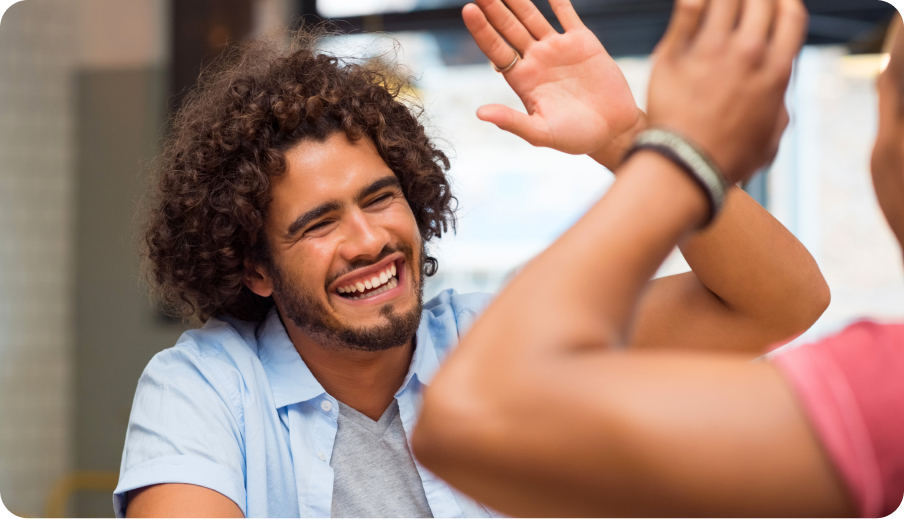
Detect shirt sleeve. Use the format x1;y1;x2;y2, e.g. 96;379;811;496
771;321;904;518
113;344;247;517
450;291;493;337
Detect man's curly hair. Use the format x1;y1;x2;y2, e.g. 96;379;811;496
144;30;455;324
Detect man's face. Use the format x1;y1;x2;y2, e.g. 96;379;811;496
255;132;424;351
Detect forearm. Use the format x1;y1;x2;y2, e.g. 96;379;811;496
681;189;829;330
466;151;707;359
588;106;829;350
627;188;829;352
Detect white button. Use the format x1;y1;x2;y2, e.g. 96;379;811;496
318;451;326;461
321;400;333;412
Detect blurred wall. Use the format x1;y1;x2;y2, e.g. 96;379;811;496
0;1;77;516
72;0;181;513
1;0;182;516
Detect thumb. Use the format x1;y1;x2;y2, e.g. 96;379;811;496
476;104;547;147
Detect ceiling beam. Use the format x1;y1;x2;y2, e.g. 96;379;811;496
297;0;895;59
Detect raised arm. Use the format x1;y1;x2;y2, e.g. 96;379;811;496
413;1;852;516
464;0;829;354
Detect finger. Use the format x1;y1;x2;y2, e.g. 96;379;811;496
473;0;536;53
499;0;555;40
548;0;586;32
880;15;904;111
699;0;742;42
463;4;523;71
882;13;903;54
766;0;807;72
657;0;707;56
737;0;777;47
476;104;547;146
885;15;904;84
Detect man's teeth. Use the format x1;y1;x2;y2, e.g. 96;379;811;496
337;264;398;299
345;278;398;300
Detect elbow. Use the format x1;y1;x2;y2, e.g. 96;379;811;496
796;271;831;332
772;270;831;343
814;276;832;320
746;269;831;353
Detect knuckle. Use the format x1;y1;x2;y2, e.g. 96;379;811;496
523;11;545;29
499;16;517;33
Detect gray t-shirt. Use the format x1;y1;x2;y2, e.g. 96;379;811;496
330;399;434;518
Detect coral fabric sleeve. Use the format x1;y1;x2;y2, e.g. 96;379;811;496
772;321;904;518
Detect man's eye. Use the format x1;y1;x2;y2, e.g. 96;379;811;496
369;193;392;206
306;221;330;233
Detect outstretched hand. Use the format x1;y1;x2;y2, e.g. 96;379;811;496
647;0;806;184
463;0;643;170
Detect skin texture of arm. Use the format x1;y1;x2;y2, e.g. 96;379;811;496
413;0;855;516
463;0;829;355
632;187;829;352
126;484;244;518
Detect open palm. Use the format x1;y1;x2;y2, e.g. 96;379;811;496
463;0;642;166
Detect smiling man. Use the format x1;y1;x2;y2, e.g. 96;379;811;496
115;1;830;518
116;39;495;519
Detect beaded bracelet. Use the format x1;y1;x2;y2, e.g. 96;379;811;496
623;128;729;226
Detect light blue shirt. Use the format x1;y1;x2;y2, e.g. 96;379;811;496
113;289;495;518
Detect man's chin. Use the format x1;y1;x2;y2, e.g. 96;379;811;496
272;240;426;352
318;301;423;352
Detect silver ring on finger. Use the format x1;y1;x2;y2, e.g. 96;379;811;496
493;51;520;73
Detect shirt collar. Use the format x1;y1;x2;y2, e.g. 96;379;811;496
257;306;442;408
257;307;327;409
398;315;442;395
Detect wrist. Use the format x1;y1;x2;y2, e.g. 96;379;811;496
622;150;710;230
588;108;647;171
623;127;729;226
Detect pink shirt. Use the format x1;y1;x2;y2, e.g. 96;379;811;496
772;321;904;517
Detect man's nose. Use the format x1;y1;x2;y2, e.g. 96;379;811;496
338;210;390;261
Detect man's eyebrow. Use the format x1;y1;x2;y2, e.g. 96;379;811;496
286;200;342;237
356;175;401;202
285;176;401;237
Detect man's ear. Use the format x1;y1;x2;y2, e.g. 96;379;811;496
243;259;274;298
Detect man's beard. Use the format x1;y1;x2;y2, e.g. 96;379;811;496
269;242;424;352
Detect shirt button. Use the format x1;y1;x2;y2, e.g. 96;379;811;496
321;400;333;412
318;451;326;461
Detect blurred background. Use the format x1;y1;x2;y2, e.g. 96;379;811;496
0;0;901;516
